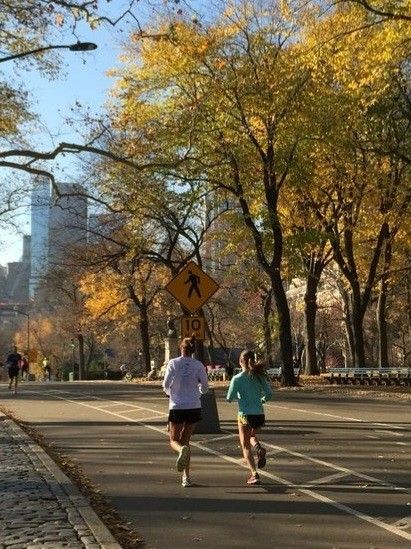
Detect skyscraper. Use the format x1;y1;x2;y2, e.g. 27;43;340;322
29;180;88;297
48;183;88;266
29;180;50;298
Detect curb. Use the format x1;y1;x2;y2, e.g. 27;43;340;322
1;412;122;549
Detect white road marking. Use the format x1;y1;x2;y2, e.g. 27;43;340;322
126;413;168;422
93;402;130;409
393;516;411;530
261;440;406;491
51;390;165;416
27;389;411;543
374;429;404;437
308;471;351;485
265;403;407;431
265;448;284;458
200;433;237;443
112;408;165;416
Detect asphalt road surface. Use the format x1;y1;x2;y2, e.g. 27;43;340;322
1;381;410;549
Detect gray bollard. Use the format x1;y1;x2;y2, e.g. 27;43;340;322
195;388;221;434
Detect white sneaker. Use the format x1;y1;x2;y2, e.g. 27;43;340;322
182;476;193;487
176;445;190;472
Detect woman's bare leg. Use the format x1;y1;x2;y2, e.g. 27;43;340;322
238;422;256;474
169;422;184;453
250;428;260;448
179;423;195;478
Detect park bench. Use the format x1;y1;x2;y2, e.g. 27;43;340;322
266;367;300;382
321;368;411;386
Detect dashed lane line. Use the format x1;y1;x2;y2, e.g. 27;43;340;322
308;471;351;485
48;389;166;417
199;432;237;443
261;439;407;491
109;408;166;416
26;389;411;543
374;429;405;437
265;403;407;431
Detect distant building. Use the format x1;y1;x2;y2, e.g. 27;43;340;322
0;265;6;297
202;195;238;274
3;235;31;303
48;183;88;266
29;180;50;298
28;179;88;297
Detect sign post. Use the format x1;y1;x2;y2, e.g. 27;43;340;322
166;261;221;433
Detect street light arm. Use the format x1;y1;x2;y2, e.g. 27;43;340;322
0;306;29;317
0;42;97;63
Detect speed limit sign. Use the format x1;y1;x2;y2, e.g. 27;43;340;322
181;316;206;340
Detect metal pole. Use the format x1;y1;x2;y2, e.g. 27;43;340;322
0;42;97;63
27;314;30;357
0;44;68;63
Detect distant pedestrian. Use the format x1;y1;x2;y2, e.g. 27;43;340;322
163;336;209;487
42;357;51;381
6;346;21;395
20;356;29;380
226;350;273;485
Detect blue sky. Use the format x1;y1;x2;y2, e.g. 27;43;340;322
0;1;157;266
0;0;209;267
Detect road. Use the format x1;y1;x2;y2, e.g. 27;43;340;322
1;381;410;548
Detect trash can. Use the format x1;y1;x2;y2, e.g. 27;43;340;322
69;372;75;382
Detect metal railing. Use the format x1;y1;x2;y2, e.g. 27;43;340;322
321;368;411;386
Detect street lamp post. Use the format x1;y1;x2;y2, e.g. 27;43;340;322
70;339;76;380
0;41;97;63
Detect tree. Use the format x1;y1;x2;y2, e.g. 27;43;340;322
106;2;329;384
337;1;411;21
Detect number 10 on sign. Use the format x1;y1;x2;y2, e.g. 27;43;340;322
181;316;205;340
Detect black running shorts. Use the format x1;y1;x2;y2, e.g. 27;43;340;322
168;408;202;424
8;366;19;379
238;414;265;429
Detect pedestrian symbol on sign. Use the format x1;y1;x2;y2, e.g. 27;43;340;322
185;270;201;299
165;261;220;313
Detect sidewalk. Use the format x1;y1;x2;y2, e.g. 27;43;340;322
0;412;122;549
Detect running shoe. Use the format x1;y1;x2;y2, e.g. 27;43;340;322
176;445;190;472
247;473;261;485
182;476;193;487
256;445;266;469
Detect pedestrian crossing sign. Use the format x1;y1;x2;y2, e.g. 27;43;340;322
165;261;219;313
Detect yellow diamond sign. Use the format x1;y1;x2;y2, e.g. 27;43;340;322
166;261;219;313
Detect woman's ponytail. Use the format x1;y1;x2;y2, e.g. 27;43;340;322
240;349;266;378
180;335;196;355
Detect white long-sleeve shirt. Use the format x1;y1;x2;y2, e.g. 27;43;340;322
163;355;209;410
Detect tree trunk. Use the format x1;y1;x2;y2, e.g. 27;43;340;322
338;284;356;368
271;271;295;385
344;317;356;368
377;239;392;368
139;304;151;373
351;289;366;367
77;332;85;380
304;273;320;375
262;289;274;368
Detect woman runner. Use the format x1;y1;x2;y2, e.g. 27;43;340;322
226;350;273;485
163;336;209;487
